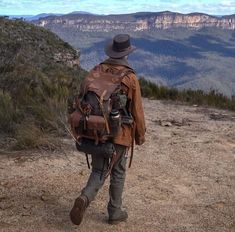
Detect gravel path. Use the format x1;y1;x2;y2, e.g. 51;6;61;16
0;99;235;232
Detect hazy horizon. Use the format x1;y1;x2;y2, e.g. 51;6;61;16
0;0;234;16
2;12;234;17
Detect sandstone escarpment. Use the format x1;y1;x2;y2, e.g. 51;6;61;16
34;11;235;32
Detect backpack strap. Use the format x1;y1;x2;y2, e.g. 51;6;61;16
85;153;90;169
95;90;111;135
128;121;136;168
105;149;119;179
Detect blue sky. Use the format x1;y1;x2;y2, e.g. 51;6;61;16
0;0;235;15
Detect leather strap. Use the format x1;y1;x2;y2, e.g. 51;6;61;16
105;149;122;179
85;153;90;169
128;121;136;168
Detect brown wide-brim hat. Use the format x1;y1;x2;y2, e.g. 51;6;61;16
105;34;136;59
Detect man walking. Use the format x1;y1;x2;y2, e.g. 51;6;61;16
70;34;146;225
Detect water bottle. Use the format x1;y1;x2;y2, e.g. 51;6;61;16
109;110;121;136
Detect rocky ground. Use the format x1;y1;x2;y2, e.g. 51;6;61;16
0;99;235;232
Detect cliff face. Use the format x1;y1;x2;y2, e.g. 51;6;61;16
153;13;235;30
34;12;235;31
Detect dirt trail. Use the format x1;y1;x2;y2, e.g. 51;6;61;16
0;99;235;232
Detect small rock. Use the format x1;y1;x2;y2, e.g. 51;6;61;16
22;212;31;216
161;121;172;127
79;170;86;176
23;204;30;209
40;193;51;202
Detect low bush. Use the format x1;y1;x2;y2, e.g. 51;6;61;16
139;77;235;111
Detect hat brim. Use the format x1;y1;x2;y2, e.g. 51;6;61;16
105;42;136;59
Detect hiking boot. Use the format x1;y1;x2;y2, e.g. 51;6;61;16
108;210;128;225
69;195;88;225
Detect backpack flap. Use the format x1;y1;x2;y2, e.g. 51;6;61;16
87;115;106;131
84;66;127;101
85;115;109;144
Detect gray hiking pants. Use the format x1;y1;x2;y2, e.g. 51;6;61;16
81;144;127;218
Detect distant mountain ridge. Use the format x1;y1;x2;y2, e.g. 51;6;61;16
6;13;63;20
4;11;95;21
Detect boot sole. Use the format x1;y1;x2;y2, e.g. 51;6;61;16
70;197;86;225
108;217;127;225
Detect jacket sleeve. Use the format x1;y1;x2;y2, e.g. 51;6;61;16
131;75;146;145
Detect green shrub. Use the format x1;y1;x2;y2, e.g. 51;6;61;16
139;77;235;111
0;63;86;150
0;90;18;132
14;120;42;149
0;18;88;150
14;120;61;150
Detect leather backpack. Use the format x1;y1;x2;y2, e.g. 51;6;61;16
69;64;133;152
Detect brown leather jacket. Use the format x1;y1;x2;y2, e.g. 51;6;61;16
99;58;146;147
